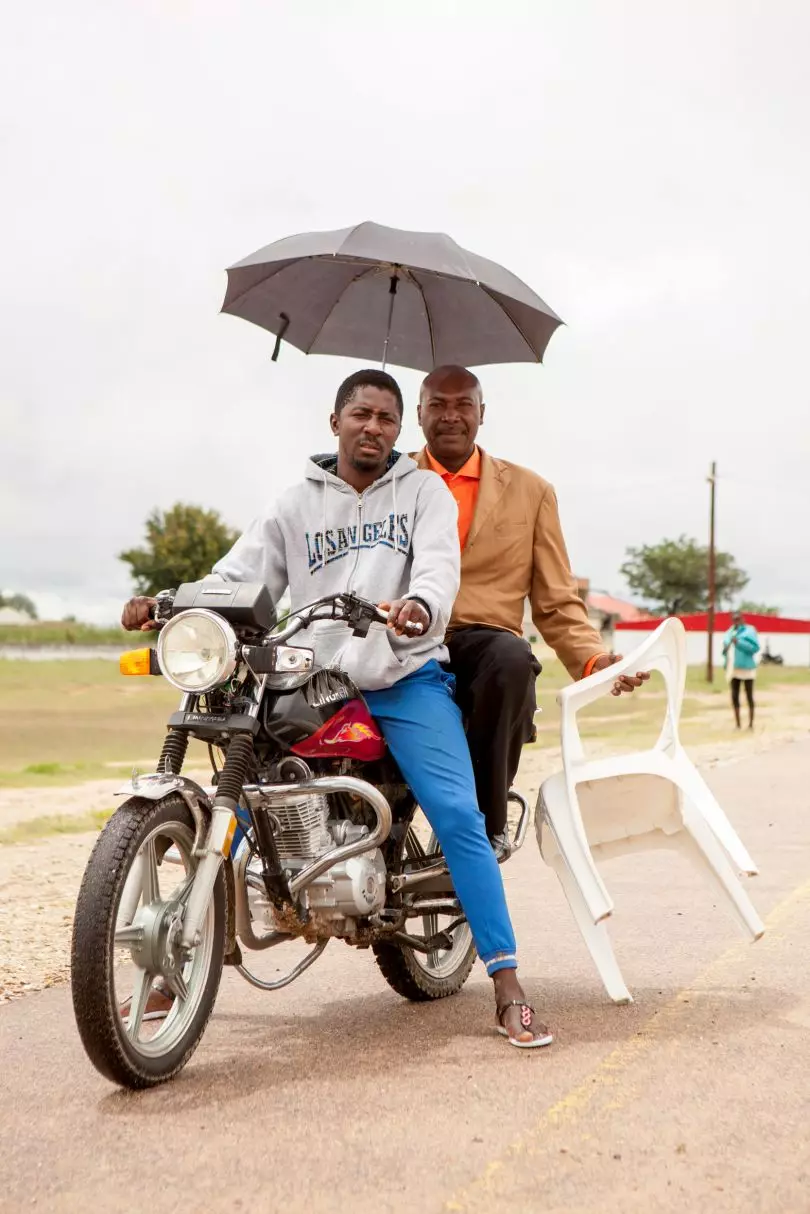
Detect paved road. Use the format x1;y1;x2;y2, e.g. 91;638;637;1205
2;741;809;1213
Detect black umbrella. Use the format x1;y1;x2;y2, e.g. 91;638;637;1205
221;220;563;372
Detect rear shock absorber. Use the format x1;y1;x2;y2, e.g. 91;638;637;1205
157;729;189;775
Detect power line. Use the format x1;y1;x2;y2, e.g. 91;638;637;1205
707;461;717;683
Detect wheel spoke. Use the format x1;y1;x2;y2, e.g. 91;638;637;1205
405;827;427;861
141;839;160;906
422;913;439;968
174;873;195;907
125;968;154;1041
165;970;189;1002
116;853;144;931
114;923;144;947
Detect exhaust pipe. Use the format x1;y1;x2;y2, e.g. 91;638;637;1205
241;776;393;899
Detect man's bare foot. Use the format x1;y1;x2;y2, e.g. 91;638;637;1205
492;968;553;1048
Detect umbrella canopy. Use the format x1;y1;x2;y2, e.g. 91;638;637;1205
221;221;563;372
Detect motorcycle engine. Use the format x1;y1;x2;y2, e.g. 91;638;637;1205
246;790;387;927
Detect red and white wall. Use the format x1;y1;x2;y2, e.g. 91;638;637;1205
615;612;810;667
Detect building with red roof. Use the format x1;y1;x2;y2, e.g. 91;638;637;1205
616;611;810;667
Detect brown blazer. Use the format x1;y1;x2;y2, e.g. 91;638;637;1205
413;446;606;679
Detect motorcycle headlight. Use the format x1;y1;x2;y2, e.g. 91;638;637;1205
157;609;239;693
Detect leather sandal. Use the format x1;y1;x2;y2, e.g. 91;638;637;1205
496;1000;554;1049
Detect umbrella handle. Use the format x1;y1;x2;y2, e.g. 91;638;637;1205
271;312;290;362
381;274;398;370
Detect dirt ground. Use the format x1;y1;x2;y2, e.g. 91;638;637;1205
2;740;809;1213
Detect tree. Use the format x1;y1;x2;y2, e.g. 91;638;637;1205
120;503;240;597
0;592;38;619
738;601;780;616
620;535;748;616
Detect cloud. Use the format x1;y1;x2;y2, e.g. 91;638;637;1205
2;0;809;623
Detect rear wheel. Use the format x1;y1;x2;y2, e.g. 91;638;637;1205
373;810;476;1001
71;794;226;1089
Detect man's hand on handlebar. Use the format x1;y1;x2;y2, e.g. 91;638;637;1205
378;598;429;637
121;596;158;632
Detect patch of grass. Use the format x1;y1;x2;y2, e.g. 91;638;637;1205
0;659;208;785
0;808;113;846
24;761;66;775
0;621;156;647
528;657;810;754
0;761;111;788
0;655;807;792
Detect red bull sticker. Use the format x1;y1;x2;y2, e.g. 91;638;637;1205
291;699;387;761
325;721;380;745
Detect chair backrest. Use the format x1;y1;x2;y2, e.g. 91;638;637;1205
558;618;688;768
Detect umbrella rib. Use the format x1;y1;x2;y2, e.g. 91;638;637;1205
478;286;542;362
222;265;292;316
409;272;436;369
304;264;381;355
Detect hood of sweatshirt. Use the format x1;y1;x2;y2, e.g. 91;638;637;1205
212;450;460;690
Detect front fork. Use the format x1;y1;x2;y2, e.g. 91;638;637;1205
180;733;253;950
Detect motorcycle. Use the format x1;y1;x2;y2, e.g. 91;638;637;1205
71;582;529;1089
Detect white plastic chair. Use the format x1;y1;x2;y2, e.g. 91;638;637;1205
535;617;764;1004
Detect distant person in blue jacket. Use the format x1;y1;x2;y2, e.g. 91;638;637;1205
722;612;760;729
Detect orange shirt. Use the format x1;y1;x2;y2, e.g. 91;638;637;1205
425;446;481;550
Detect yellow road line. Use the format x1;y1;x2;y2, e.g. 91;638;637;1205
444;878;810;1212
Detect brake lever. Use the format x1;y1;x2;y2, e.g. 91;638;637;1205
148;589;176;629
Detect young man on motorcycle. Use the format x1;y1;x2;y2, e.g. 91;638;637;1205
414;365;649;857
123;368;551;1049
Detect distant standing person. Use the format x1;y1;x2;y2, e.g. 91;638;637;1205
722;612;760;729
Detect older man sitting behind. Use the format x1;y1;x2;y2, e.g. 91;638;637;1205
415;365;648;857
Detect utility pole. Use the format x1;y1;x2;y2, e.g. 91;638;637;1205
706;461;717;682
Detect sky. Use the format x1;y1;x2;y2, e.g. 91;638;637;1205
2;0;809;623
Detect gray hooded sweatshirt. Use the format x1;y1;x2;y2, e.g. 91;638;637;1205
211;452;459;691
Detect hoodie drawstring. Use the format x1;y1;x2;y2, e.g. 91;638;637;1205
391;467;398;553
321;468;328;570
319;457;400;571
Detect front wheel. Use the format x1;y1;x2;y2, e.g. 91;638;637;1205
71;794;226;1089
373;811;477;1001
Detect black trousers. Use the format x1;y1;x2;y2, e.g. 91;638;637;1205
730;677;755;727
447;626;542;837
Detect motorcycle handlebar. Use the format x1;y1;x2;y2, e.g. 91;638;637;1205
370;604;424;635
271;595;423;643
146;590;424;641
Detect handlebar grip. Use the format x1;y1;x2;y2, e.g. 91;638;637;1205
373;606;424;635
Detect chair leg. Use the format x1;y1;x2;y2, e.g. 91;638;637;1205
678;812;765;941
552;859;633;1005
671;760;758;875
543;804;614;924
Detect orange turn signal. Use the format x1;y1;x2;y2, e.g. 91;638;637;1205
120;648;156;677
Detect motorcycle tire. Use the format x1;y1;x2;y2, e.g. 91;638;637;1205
372;816;477;1002
71;794;226;1089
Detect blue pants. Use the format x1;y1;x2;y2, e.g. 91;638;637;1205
364;661;517;976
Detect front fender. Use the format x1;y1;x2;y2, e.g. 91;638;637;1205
116;773;214;856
